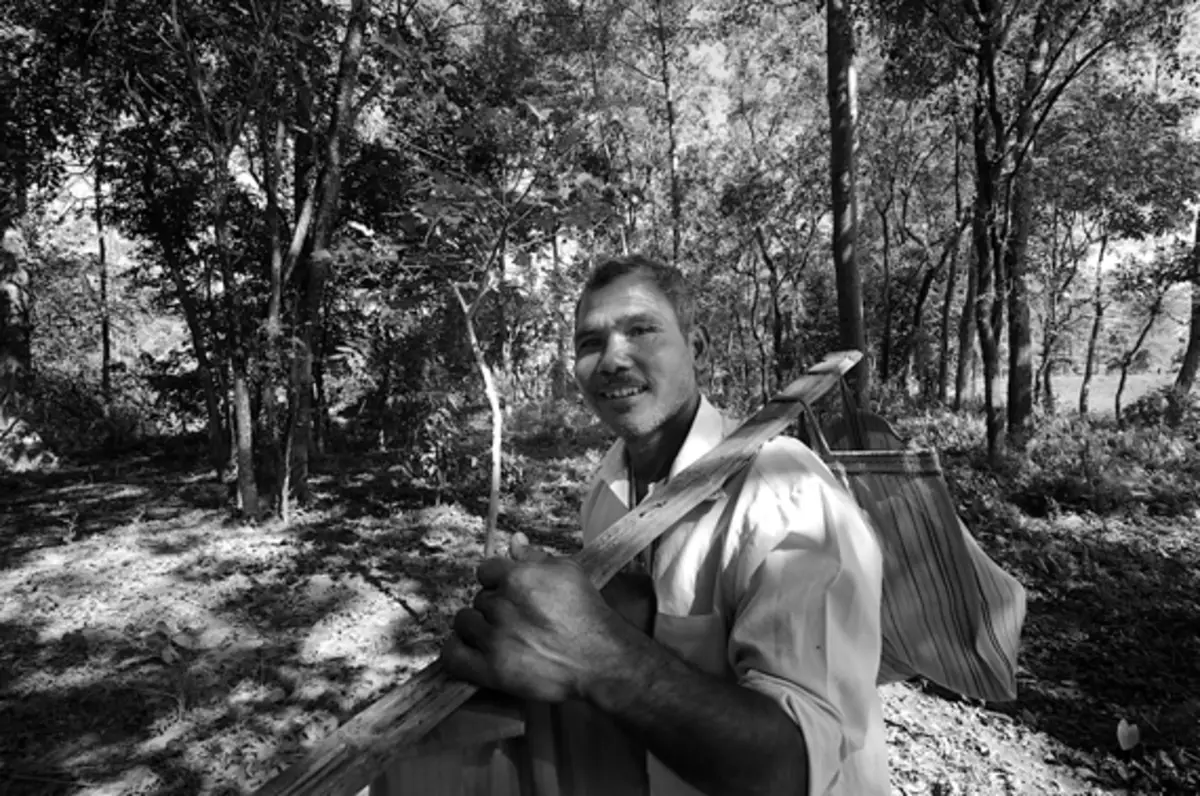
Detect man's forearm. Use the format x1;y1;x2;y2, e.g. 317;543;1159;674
583;627;810;796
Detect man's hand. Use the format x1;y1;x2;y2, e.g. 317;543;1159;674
439;536;634;703
509;531;656;634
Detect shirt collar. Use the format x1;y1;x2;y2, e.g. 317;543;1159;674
594;395;728;506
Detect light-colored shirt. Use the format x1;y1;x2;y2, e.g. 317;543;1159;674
580;397;889;796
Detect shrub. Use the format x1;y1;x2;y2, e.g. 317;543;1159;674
1012;416;1200;518
1123;386;1200;429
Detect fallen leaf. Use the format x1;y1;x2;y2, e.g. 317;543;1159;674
1117;718;1140;751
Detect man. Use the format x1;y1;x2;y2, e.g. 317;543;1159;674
440;254;888;795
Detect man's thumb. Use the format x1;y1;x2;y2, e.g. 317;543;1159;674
509;532;550;562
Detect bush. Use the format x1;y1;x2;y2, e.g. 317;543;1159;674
1013;416;1200;518
892;407;1200;519
1123;386;1200;429
7;367;181;458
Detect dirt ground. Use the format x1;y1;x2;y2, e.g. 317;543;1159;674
1;431;1197;795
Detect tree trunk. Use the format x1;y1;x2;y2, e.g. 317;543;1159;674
939;241;959;404
232;367;259;517
914;272;937;398
755;227;785;391
954;229;978;411
289;0;368;504
262;114;288;520
1004;9;1049;450
550;232;571;401
1116;295;1165;425
1174;211;1200;393
879;206;893;384
211;145;259;514
652;0;682;263
1038;289;1057;414
970;50;1005;461
95;140;112;403
826;0;869;406
0;227;32;397
939;112;964;404
1079;236;1108;417
454;284;503;558
164;257;227;475
743;255;770;403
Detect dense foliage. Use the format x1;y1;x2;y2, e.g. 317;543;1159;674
0;0;1198;498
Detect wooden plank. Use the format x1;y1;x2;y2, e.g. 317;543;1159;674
522;701;562;796
553;699;648;796
370;739;525;796
391;690;524;760
254;350;862;796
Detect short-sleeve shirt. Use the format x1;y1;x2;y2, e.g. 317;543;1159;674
580;396;889;796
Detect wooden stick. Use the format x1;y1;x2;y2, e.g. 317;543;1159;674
254;350;862;796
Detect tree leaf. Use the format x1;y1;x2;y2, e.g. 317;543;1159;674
1117;718;1140;751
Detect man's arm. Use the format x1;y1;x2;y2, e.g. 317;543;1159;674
584;624;809;796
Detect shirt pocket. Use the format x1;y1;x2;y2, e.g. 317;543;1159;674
654;612;729;678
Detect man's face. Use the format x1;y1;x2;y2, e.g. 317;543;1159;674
573;273;705;443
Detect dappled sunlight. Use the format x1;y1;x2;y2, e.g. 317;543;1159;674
4;404;1197;793
899;408;1200;789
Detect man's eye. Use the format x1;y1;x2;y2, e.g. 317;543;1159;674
629;325;653;337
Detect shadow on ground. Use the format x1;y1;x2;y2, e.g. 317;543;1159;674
940;448;1200;793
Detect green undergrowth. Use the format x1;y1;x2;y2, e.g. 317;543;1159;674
3;397;1197;795
894;407;1200;793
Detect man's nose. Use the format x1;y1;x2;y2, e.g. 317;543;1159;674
597;334;633;373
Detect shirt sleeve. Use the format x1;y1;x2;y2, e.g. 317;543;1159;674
724;440;883;796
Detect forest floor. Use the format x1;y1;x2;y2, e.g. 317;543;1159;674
1;400;1198;796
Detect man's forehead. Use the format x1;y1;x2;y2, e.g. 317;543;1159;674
576;276;676;328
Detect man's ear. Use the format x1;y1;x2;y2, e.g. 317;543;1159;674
689;324;711;368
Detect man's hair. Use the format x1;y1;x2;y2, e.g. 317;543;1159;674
578;254;698;333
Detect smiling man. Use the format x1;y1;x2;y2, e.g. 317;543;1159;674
440;254;888;795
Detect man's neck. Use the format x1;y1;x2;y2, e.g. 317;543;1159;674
625;394;701;490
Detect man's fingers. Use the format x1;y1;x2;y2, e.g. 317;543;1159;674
509;532;550;563
472;588;503;623
439;634;495;689
477;556;518;589
453;607;492;649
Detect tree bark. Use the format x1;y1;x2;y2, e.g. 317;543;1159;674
95;138;112;403
954;240;977;411
232;368;259;517
754;227;785;391
1174;211;1200;394
939;241;959;404
652;0;682;263
1116;295;1165;425
970;43;1005;461
879;205;893;384
0;227;32;397
1079;235;1109;417
262;114;288;519
550;232;570;401
212;145;259;515
454;284;503;559
939;109;965;404
289;0;369;504
1004;8;1050;450
826;0;869;406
